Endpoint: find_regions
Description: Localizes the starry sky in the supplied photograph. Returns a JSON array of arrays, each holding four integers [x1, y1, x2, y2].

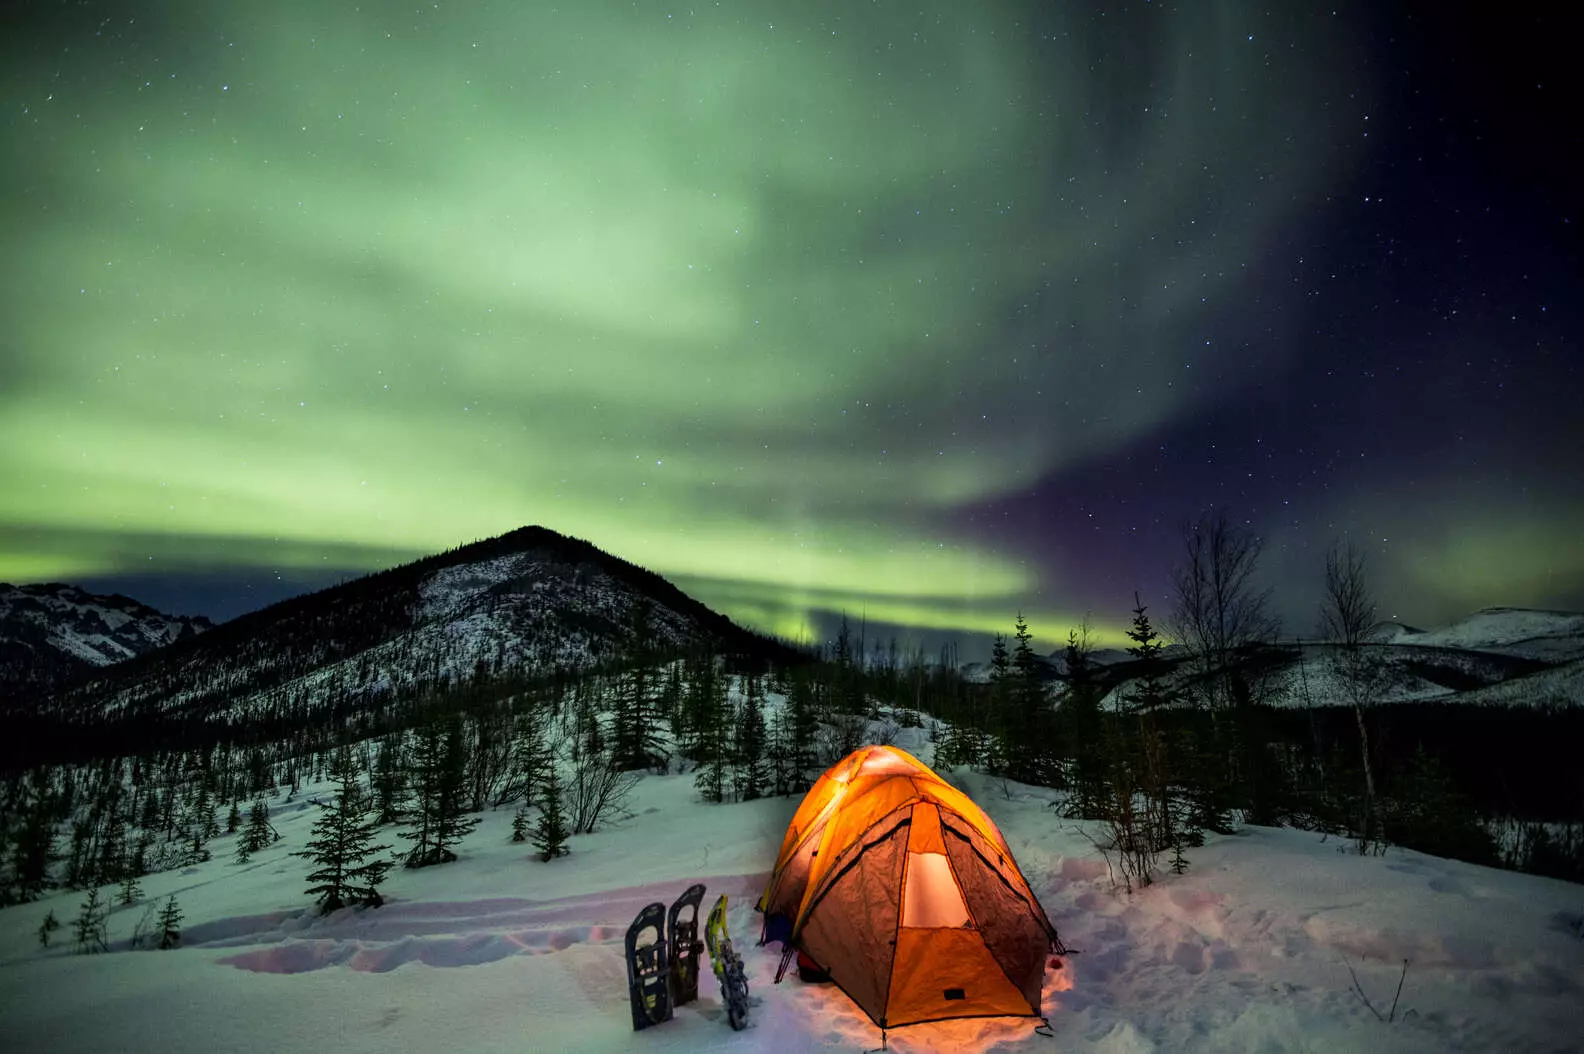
[[2, 1, 1579, 655]]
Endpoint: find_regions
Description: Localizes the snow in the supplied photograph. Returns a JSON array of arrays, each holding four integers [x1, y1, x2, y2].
[[0, 582, 211, 673], [1389, 608, 1584, 664], [3, 749, 1581, 1054]]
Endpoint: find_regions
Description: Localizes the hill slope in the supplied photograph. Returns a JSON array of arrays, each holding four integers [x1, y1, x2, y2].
[[23, 526, 788, 744], [0, 583, 213, 700]]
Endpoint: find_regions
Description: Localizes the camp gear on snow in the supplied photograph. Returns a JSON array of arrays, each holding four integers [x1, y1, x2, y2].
[[625, 901, 673, 1030], [757, 745, 1063, 1030], [796, 949, 831, 983], [668, 883, 707, 1007], [705, 894, 751, 1031]]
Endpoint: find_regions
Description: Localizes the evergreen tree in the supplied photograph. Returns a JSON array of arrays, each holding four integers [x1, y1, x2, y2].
[[138, 788, 161, 830], [95, 799, 127, 889], [656, 661, 684, 727], [116, 869, 143, 906], [505, 719, 550, 810], [64, 817, 92, 890], [692, 666, 731, 803], [200, 791, 221, 841], [785, 668, 819, 790], [1125, 594, 1179, 863], [510, 805, 530, 843], [8, 785, 58, 902], [293, 749, 392, 913], [372, 734, 406, 826], [765, 706, 795, 798], [733, 675, 768, 802], [984, 633, 1012, 771], [38, 909, 59, 947], [236, 799, 275, 863], [1007, 615, 1053, 784], [532, 767, 571, 862], [611, 601, 668, 772], [1061, 625, 1107, 815], [156, 895, 183, 950], [225, 800, 242, 834], [72, 887, 109, 954], [402, 715, 480, 867]]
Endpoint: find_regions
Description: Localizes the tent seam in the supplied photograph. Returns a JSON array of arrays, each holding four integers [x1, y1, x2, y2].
[[941, 819, 1061, 944]]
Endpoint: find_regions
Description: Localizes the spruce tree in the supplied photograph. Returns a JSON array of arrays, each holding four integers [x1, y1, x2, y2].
[[225, 800, 242, 834], [1009, 615, 1052, 784], [692, 667, 731, 804], [38, 909, 59, 947], [532, 767, 571, 862], [96, 803, 127, 889], [1061, 626, 1107, 816], [511, 805, 530, 843], [611, 602, 667, 772], [986, 633, 1012, 770], [156, 895, 183, 949], [656, 661, 684, 727], [733, 676, 769, 801], [372, 734, 406, 826], [505, 719, 550, 810], [236, 799, 275, 863], [402, 715, 480, 867], [117, 869, 143, 906], [293, 750, 392, 913], [765, 707, 795, 797], [785, 669, 819, 790], [9, 789, 58, 902], [73, 887, 109, 954], [1125, 595, 1178, 862]]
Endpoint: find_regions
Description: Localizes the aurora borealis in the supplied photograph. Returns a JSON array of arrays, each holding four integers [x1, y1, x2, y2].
[[3, 2, 1579, 652]]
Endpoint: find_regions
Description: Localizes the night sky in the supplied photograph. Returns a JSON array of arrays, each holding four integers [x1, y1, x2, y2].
[[3, 2, 1579, 655]]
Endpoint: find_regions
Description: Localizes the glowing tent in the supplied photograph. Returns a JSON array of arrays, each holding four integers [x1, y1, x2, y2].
[[757, 745, 1062, 1030]]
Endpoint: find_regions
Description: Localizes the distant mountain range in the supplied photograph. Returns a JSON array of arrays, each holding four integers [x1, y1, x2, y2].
[[1077, 608, 1584, 712], [2, 527, 790, 754], [0, 582, 214, 700], [4, 527, 1580, 768], [953, 608, 1584, 711]]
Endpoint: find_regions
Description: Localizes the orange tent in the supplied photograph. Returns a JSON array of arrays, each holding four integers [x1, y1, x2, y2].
[[758, 745, 1062, 1030]]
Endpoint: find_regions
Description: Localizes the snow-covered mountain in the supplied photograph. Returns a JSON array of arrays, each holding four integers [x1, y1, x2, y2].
[[1064, 607, 1584, 712], [32, 526, 788, 736], [0, 582, 213, 700], [1383, 607, 1584, 663]]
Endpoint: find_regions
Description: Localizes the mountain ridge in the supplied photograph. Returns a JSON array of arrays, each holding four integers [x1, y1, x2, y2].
[[0, 581, 214, 700], [2, 526, 797, 768]]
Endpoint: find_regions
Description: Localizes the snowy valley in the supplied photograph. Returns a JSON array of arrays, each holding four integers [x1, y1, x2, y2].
[[2, 714, 1581, 1054]]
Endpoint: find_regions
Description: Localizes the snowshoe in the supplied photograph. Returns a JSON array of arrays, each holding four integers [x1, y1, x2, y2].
[[704, 894, 751, 1031], [625, 901, 673, 1031], [668, 883, 707, 1006]]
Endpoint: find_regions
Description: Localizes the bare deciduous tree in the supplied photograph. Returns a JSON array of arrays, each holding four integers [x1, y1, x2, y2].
[[563, 737, 638, 835], [1168, 508, 1280, 711], [1167, 509, 1281, 833], [1320, 539, 1387, 853]]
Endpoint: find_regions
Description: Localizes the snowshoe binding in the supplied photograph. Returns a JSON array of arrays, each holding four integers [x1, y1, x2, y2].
[[704, 894, 751, 1031], [625, 901, 673, 1031], [668, 883, 707, 1007]]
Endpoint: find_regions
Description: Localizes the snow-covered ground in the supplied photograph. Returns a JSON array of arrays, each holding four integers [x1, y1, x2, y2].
[[3, 742, 1581, 1053]]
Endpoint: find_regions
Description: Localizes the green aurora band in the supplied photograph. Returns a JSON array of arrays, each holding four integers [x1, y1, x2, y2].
[[3, 2, 1377, 646]]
